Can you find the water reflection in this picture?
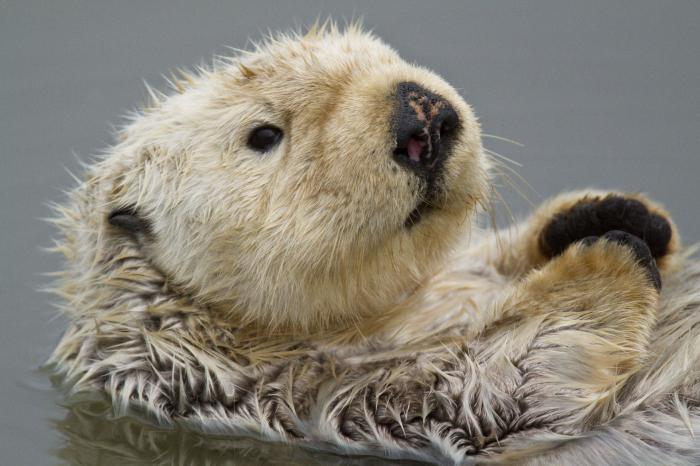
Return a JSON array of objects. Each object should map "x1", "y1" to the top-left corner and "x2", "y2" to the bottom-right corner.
[{"x1": 53, "y1": 399, "x2": 427, "y2": 466}]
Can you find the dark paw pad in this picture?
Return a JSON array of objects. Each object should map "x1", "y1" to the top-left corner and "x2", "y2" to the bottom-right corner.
[
  {"x1": 582, "y1": 230, "x2": 662, "y2": 290},
  {"x1": 540, "y1": 195, "x2": 672, "y2": 260}
]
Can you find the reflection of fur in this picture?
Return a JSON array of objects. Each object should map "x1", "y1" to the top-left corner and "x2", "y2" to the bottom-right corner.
[
  {"x1": 55, "y1": 399, "x2": 414, "y2": 466},
  {"x1": 48, "y1": 23, "x2": 700, "y2": 465}
]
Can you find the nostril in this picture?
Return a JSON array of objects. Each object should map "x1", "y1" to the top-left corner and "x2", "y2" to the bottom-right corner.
[
  {"x1": 436, "y1": 109, "x2": 459, "y2": 141},
  {"x1": 440, "y1": 121, "x2": 453, "y2": 137},
  {"x1": 438, "y1": 122, "x2": 452, "y2": 141}
]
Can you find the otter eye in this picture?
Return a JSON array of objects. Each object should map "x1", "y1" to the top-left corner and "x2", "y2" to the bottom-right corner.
[{"x1": 248, "y1": 125, "x2": 283, "y2": 152}]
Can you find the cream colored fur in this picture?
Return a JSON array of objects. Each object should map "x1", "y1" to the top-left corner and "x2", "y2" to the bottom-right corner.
[{"x1": 48, "y1": 23, "x2": 700, "y2": 465}]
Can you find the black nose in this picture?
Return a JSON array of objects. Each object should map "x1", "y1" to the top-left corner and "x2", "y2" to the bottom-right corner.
[{"x1": 392, "y1": 82, "x2": 460, "y2": 178}]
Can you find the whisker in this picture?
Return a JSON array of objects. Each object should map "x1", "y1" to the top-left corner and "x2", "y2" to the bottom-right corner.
[
  {"x1": 478, "y1": 187, "x2": 508, "y2": 254},
  {"x1": 487, "y1": 156, "x2": 529, "y2": 189},
  {"x1": 478, "y1": 132, "x2": 530, "y2": 237},
  {"x1": 482, "y1": 133, "x2": 525, "y2": 148},
  {"x1": 484, "y1": 148, "x2": 538, "y2": 206},
  {"x1": 489, "y1": 163, "x2": 537, "y2": 209},
  {"x1": 487, "y1": 193, "x2": 506, "y2": 253},
  {"x1": 491, "y1": 185, "x2": 517, "y2": 228},
  {"x1": 484, "y1": 147, "x2": 522, "y2": 168}
]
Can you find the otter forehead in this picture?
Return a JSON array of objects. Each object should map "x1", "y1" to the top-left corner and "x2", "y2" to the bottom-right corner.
[
  {"x1": 239, "y1": 28, "x2": 401, "y2": 83},
  {"x1": 213, "y1": 29, "x2": 473, "y2": 153}
]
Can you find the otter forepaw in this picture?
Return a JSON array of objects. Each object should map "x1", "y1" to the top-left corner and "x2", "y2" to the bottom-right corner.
[{"x1": 540, "y1": 195, "x2": 673, "y2": 264}]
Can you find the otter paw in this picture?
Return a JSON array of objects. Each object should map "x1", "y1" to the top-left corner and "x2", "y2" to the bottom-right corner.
[
  {"x1": 540, "y1": 195, "x2": 673, "y2": 260},
  {"x1": 581, "y1": 230, "x2": 662, "y2": 290}
]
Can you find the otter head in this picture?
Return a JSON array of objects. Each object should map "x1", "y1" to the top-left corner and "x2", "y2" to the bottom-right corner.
[{"x1": 105, "y1": 24, "x2": 488, "y2": 332}]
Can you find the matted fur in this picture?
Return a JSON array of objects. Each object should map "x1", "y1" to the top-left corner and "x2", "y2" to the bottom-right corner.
[{"x1": 48, "y1": 23, "x2": 700, "y2": 465}]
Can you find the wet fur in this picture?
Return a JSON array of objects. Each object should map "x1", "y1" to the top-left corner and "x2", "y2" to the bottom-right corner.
[{"x1": 48, "y1": 24, "x2": 700, "y2": 465}]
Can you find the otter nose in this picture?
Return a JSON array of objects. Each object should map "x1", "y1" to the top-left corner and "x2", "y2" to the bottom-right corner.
[{"x1": 392, "y1": 82, "x2": 459, "y2": 178}]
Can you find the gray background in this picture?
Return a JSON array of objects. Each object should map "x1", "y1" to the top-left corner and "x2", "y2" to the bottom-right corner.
[{"x1": 1, "y1": 1, "x2": 698, "y2": 464}]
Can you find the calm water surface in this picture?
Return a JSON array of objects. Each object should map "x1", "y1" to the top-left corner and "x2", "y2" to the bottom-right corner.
[{"x1": 53, "y1": 397, "x2": 427, "y2": 466}]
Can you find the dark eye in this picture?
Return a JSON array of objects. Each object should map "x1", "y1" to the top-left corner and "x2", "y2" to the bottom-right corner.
[{"x1": 248, "y1": 125, "x2": 283, "y2": 152}]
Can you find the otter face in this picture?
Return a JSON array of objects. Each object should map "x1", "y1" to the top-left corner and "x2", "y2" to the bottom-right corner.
[{"x1": 107, "y1": 26, "x2": 488, "y2": 331}]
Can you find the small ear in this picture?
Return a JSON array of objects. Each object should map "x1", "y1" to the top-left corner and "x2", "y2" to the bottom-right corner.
[{"x1": 108, "y1": 207, "x2": 148, "y2": 234}]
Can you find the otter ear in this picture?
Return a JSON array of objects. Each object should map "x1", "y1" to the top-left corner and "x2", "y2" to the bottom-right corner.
[{"x1": 108, "y1": 206, "x2": 149, "y2": 234}]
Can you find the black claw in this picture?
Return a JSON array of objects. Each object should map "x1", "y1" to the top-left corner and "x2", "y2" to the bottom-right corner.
[
  {"x1": 642, "y1": 213, "x2": 673, "y2": 258},
  {"x1": 600, "y1": 230, "x2": 662, "y2": 290},
  {"x1": 579, "y1": 235, "x2": 599, "y2": 247}
]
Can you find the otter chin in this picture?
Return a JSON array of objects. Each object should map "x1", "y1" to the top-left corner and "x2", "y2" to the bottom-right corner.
[{"x1": 90, "y1": 24, "x2": 488, "y2": 332}]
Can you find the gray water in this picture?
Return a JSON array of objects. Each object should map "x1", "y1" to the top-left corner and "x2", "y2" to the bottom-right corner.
[{"x1": 2, "y1": 1, "x2": 699, "y2": 464}]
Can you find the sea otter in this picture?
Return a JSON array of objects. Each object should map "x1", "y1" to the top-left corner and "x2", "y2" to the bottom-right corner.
[{"x1": 49, "y1": 23, "x2": 700, "y2": 465}]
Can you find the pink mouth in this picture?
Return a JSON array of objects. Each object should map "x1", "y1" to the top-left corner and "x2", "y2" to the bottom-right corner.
[{"x1": 406, "y1": 136, "x2": 426, "y2": 162}]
